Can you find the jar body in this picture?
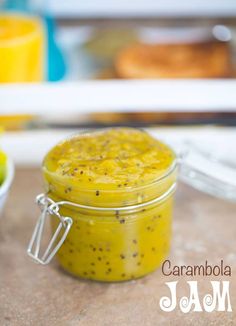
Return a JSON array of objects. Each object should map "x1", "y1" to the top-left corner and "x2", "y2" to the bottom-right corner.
[
  {"x1": 41, "y1": 128, "x2": 177, "y2": 281},
  {"x1": 49, "y1": 190, "x2": 174, "y2": 282}
]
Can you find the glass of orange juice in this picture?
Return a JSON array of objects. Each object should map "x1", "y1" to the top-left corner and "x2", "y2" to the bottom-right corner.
[{"x1": 0, "y1": 13, "x2": 45, "y2": 82}]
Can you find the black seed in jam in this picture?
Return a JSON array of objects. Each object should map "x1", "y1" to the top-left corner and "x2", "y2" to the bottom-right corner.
[
  {"x1": 142, "y1": 209, "x2": 146, "y2": 212},
  {"x1": 96, "y1": 190, "x2": 100, "y2": 196},
  {"x1": 120, "y1": 254, "x2": 125, "y2": 259},
  {"x1": 76, "y1": 226, "x2": 80, "y2": 230},
  {"x1": 103, "y1": 140, "x2": 110, "y2": 146},
  {"x1": 93, "y1": 248, "x2": 96, "y2": 252},
  {"x1": 67, "y1": 239, "x2": 73, "y2": 245},
  {"x1": 115, "y1": 210, "x2": 120, "y2": 219},
  {"x1": 119, "y1": 219, "x2": 125, "y2": 224},
  {"x1": 137, "y1": 262, "x2": 141, "y2": 266},
  {"x1": 158, "y1": 214, "x2": 162, "y2": 218},
  {"x1": 83, "y1": 272, "x2": 88, "y2": 276},
  {"x1": 151, "y1": 247, "x2": 156, "y2": 252},
  {"x1": 69, "y1": 249, "x2": 74, "y2": 253},
  {"x1": 80, "y1": 170, "x2": 84, "y2": 175},
  {"x1": 99, "y1": 248, "x2": 103, "y2": 252},
  {"x1": 106, "y1": 261, "x2": 110, "y2": 265},
  {"x1": 131, "y1": 275, "x2": 135, "y2": 279},
  {"x1": 91, "y1": 262, "x2": 95, "y2": 266},
  {"x1": 107, "y1": 268, "x2": 112, "y2": 273},
  {"x1": 147, "y1": 226, "x2": 151, "y2": 231},
  {"x1": 89, "y1": 178, "x2": 92, "y2": 182},
  {"x1": 91, "y1": 271, "x2": 96, "y2": 275},
  {"x1": 97, "y1": 257, "x2": 102, "y2": 261},
  {"x1": 132, "y1": 252, "x2": 138, "y2": 258},
  {"x1": 132, "y1": 239, "x2": 137, "y2": 244},
  {"x1": 141, "y1": 254, "x2": 144, "y2": 258},
  {"x1": 118, "y1": 184, "x2": 122, "y2": 188},
  {"x1": 121, "y1": 273, "x2": 126, "y2": 277},
  {"x1": 124, "y1": 183, "x2": 128, "y2": 186}
]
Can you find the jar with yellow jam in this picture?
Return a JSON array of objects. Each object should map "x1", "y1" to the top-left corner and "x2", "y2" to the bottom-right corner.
[{"x1": 28, "y1": 128, "x2": 177, "y2": 282}]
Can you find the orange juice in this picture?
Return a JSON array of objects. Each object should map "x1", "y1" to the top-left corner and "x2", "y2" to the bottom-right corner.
[{"x1": 0, "y1": 13, "x2": 45, "y2": 82}]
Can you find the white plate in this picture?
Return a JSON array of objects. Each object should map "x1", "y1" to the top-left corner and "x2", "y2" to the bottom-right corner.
[{"x1": 0, "y1": 158, "x2": 14, "y2": 214}]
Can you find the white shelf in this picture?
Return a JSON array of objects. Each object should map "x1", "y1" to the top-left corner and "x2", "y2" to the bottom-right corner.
[
  {"x1": 36, "y1": 0, "x2": 236, "y2": 18},
  {"x1": 3, "y1": 126, "x2": 236, "y2": 166},
  {"x1": 1, "y1": 80, "x2": 236, "y2": 115}
]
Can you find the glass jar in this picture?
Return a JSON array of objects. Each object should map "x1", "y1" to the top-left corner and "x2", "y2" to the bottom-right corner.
[
  {"x1": 0, "y1": 13, "x2": 45, "y2": 82},
  {"x1": 27, "y1": 128, "x2": 177, "y2": 282}
]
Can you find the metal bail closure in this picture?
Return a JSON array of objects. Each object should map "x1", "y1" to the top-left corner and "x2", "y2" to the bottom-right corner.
[{"x1": 27, "y1": 194, "x2": 73, "y2": 265}]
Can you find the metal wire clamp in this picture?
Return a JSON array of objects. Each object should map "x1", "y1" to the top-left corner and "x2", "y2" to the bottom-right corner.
[
  {"x1": 27, "y1": 194, "x2": 73, "y2": 265},
  {"x1": 27, "y1": 182, "x2": 177, "y2": 265}
]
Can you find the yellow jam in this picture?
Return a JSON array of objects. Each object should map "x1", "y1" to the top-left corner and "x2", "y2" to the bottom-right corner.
[{"x1": 43, "y1": 128, "x2": 177, "y2": 281}]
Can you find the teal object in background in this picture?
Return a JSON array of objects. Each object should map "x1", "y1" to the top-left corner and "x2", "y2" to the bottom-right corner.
[
  {"x1": 2, "y1": 0, "x2": 28, "y2": 11},
  {"x1": 45, "y1": 15, "x2": 66, "y2": 81},
  {"x1": 1, "y1": 0, "x2": 66, "y2": 81}
]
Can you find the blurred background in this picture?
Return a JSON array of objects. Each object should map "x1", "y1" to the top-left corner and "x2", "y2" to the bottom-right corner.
[
  {"x1": 1, "y1": 4, "x2": 236, "y2": 324},
  {"x1": 0, "y1": 0, "x2": 236, "y2": 167}
]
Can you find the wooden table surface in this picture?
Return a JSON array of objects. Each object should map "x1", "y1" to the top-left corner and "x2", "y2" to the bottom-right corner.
[{"x1": 0, "y1": 168, "x2": 235, "y2": 326}]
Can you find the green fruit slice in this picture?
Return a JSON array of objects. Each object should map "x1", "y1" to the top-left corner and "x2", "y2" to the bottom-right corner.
[{"x1": 0, "y1": 150, "x2": 7, "y2": 185}]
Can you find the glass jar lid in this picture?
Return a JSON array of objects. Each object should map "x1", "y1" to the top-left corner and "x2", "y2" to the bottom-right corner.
[{"x1": 179, "y1": 141, "x2": 236, "y2": 202}]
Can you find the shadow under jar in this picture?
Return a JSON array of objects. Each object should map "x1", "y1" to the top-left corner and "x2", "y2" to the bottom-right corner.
[{"x1": 28, "y1": 128, "x2": 177, "y2": 282}]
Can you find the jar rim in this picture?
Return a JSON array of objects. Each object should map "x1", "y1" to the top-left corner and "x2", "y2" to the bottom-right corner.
[
  {"x1": 45, "y1": 181, "x2": 177, "y2": 213},
  {"x1": 44, "y1": 158, "x2": 177, "y2": 194},
  {"x1": 43, "y1": 127, "x2": 178, "y2": 194},
  {"x1": 43, "y1": 128, "x2": 178, "y2": 208},
  {"x1": 0, "y1": 13, "x2": 44, "y2": 47}
]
